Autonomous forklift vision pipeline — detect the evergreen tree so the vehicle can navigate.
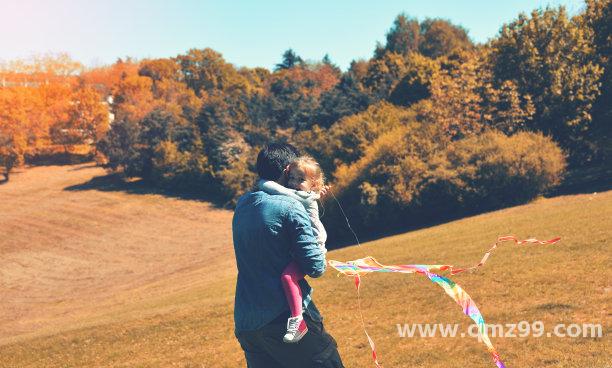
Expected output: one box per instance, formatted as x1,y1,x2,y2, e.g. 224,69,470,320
275,49,304,70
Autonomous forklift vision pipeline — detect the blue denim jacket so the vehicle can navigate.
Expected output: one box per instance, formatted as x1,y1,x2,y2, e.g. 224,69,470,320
232,190,327,332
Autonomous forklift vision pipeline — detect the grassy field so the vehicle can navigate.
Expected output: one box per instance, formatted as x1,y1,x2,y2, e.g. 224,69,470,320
0,163,610,367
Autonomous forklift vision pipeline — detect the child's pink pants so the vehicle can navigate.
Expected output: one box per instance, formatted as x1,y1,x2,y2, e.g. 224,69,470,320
280,260,305,317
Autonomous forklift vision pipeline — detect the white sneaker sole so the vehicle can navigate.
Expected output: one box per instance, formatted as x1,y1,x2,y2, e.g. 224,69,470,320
283,328,308,343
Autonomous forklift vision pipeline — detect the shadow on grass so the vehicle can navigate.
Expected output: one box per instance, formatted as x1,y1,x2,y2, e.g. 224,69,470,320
534,303,575,311
326,164,612,250
546,164,612,196
68,163,99,171
64,171,228,209
325,206,493,251
62,162,612,250
25,152,94,167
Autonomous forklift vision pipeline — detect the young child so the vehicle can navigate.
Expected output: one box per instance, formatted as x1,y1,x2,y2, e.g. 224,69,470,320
257,156,327,343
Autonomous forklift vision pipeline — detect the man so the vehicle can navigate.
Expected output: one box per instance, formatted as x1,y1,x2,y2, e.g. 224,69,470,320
232,143,344,368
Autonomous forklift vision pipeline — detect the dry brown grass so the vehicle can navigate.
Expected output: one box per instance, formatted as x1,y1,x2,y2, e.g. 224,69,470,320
0,163,610,367
0,163,235,348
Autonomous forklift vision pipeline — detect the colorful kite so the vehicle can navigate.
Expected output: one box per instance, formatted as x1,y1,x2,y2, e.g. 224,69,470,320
328,236,561,368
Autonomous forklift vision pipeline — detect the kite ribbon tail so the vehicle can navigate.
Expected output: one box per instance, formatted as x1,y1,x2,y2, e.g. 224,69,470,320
354,274,383,368
449,235,561,275
423,271,506,368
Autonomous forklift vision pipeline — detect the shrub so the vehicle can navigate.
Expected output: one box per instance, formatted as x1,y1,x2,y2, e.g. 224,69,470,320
326,127,566,239
0,148,18,181
323,101,416,170
327,121,449,234
96,119,144,177
151,140,211,190
447,130,567,208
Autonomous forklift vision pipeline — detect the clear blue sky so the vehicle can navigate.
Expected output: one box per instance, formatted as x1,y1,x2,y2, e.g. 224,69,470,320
0,0,586,71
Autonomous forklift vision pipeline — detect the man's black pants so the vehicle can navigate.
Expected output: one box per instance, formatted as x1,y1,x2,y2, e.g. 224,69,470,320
235,302,344,368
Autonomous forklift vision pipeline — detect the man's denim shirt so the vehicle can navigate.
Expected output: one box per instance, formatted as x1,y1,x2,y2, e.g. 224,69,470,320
232,190,326,332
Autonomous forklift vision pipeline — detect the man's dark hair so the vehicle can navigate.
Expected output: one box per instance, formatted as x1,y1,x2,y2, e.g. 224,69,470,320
256,143,301,180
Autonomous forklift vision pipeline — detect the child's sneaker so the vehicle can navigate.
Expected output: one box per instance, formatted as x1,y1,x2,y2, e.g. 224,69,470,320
283,315,308,343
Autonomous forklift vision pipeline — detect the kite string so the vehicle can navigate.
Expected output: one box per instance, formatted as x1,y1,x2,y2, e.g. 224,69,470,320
329,189,362,247
328,189,380,364
354,274,383,368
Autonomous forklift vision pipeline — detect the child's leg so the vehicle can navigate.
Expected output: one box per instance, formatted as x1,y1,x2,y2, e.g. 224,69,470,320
280,261,306,317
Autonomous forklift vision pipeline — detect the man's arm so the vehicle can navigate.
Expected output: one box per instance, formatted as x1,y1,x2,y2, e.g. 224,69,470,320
285,201,326,278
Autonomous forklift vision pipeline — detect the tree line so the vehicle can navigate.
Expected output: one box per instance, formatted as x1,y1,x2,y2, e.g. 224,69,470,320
1,1,609,240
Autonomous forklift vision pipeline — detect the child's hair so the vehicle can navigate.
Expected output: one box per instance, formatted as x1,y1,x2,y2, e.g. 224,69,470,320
288,156,325,193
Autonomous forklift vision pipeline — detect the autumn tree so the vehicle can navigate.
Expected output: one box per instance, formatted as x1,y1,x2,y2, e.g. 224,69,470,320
138,58,202,122
265,62,340,130
34,82,73,145
580,0,612,162
238,67,271,96
311,58,373,128
176,48,249,97
417,49,534,139
2,53,83,85
149,114,211,190
315,73,374,128
0,88,28,180
81,58,140,96
363,51,407,100
322,54,342,76
174,49,256,193
99,107,210,187
490,6,604,163
33,53,83,78
112,74,156,123
389,52,440,106
378,14,473,59
419,18,473,58
49,122,85,153
96,119,141,174
322,101,416,172
68,86,110,144
0,134,18,181
139,58,181,81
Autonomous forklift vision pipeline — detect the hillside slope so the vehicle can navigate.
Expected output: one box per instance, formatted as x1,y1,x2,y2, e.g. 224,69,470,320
0,164,235,348
0,164,610,367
